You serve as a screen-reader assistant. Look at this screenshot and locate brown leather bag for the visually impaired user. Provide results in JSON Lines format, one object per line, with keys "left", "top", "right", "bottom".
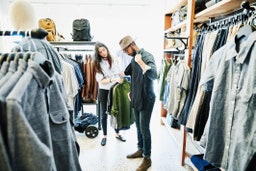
{"left": 38, "top": 18, "right": 56, "bottom": 41}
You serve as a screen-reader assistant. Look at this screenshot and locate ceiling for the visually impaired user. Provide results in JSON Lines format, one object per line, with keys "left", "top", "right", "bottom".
{"left": 7, "top": 0, "right": 154, "bottom": 6}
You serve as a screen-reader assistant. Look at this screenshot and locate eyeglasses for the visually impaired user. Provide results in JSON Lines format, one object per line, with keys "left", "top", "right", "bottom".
{"left": 123, "top": 44, "right": 131, "bottom": 53}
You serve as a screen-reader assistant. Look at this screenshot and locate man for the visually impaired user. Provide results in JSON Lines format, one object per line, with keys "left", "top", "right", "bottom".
{"left": 119, "top": 35, "right": 157, "bottom": 171}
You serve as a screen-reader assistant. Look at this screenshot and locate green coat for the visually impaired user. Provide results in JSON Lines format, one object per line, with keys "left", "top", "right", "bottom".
{"left": 110, "top": 79, "right": 135, "bottom": 130}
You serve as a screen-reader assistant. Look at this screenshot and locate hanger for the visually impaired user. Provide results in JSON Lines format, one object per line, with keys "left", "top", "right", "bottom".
{"left": 29, "top": 52, "right": 36, "bottom": 61}
{"left": 0, "top": 30, "right": 6, "bottom": 36}
{"left": 236, "top": 5, "right": 255, "bottom": 40}
{"left": 7, "top": 53, "right": 16, "bottom": 62}
{"left": 23, "top": 52, "right": 31, "bottom": 62}
{"left": 246, "top": 5, "right": 256, "bottom": 29}
{"left": 14, "top": 52, "right": 24, "bottom": 62}
{"left": 0, "top": 53, "right": 9, "bottom": 65}
{"left": 26, "top": 29, "right": 31, "bottom": 38}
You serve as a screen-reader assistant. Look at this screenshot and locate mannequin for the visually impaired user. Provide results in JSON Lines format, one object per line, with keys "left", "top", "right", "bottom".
{"left": 9, "top": 0, "right": 37, "bottom": 30}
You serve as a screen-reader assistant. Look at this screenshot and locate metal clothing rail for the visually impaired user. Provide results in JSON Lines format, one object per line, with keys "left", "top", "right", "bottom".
{"left": 51, "top": 41, "right": 96, "bottom": 52}
{"left": 0, "top": 28, "right": 48, "bottom": 39}
{"left": 195, "top": 2, "right": 255, "bottom": 33}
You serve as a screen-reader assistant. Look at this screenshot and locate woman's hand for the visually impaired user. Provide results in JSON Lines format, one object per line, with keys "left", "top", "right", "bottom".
{"left": 119, "top": 72, "right": 125, "bottom": 78}
{"left": 111, "top": 78, "right": 124, "bottom": 84}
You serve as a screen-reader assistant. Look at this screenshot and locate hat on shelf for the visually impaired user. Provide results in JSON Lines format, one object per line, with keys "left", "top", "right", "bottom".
{"left": 119, "top": 35, "right": 135, "bottom": 50}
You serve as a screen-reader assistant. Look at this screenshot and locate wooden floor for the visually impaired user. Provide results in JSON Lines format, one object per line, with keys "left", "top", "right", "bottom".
{"left": 76, "top": 100, "right": 197, "bottom": 171}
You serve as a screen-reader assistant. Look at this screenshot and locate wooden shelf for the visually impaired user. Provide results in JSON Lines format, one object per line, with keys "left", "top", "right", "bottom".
{"left": 164, "top": 15, "right": 172, "bottom": 31}
{"left": 165, "top": 20, "right": 187, "bottom": 33}
{"left": 163, "top": 48, "right": 179, "bottom": 53}
{"left": 194, "top": 0, "right": 256, "bottom": 23}
{"left": 166, "top": 0, "right": 188, "bottom": 14}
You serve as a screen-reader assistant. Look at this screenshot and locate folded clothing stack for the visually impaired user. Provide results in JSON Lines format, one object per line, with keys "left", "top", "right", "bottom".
{"left": 191, "top": 154, "right": 221, "bottom": 171}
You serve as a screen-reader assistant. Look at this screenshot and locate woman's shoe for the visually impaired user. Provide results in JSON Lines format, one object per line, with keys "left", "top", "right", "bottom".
{"left": 101, "top": 138, "right": 107, "bottom": 146}
{"left": 116, "top": 135, "right": 126, "bottom": 142}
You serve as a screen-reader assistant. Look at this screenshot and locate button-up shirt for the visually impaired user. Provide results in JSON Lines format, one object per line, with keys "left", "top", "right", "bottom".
{"left": 124, "top": 48, "right": 157, "bottom": 110}
{"left": 96, "top": 58, "right": 121, "bottom": 90}
{"left": 200, "top": 31, "right": 256, "bottom": 171}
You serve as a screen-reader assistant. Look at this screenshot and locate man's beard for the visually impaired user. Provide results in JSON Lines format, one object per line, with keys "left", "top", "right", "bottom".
{"left": 131, "top": 51, "right": 137, "bottom": 57}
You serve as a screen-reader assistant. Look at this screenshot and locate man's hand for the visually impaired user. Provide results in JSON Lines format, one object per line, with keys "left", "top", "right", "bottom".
{"left": 134, "top": 54, "right": 151, "bottom": 74}
{"left": 135, "top": 54, "right": 143, "bottom": 64}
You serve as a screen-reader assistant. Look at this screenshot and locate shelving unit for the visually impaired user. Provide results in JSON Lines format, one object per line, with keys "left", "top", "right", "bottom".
{"left": 162, "top": 0, "right": 256, "bottom": 168}
{"left": 163, "top": 0, "right": 195, "bottom": 167}
{"left": 165, "top": 21, "right": 187, "bottom": 33}
{"left": 166, "top": 0, "right": 187, "bottom": 14}
{"left": 194, "top": 0, "right": 256, "bottom": 23}
{"left": 50, "top": 41, "right": 96, "bottom": 51}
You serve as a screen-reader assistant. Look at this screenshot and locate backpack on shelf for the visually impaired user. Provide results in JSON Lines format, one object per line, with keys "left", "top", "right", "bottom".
{"left": 72, "top": 18, "right": 93, "bottom": 41}
{"left": 38, "top": 18, "right": 57, "bottom": 41}
{"left": 38, "top": 18, "right": 64, "bottom": 42}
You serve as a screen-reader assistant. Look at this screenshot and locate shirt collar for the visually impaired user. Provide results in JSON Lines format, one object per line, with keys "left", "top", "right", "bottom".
{"left": 138, "top": 48, "right": 144, "bottom": 53}
{"left": 26, "top": 55, "right": 54, "bottom": 89}
{"left": 225, "top": 32, "right": 256, "bottom": 64}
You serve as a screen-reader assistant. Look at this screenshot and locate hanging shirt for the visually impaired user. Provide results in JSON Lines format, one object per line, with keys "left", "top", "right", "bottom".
{"left": 5, "top": 58, "right": 57, "bottom": 171}
{"left": 12, "top": 38, "right": 82, "bottom": 171}
{"left": 124, "top": 48, "right": 157, "bottom": 111}
{"left": 167, "top": 59, "right": 190, "bottom": 119}
{"left": 200, "top": 31, "right": 256, "bottom": 171}
{"left": 109, "top": 79, "right": 135, "bottom": 130}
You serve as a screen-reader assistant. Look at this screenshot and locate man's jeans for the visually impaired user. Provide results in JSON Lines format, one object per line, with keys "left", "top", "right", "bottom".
{"left": 133, "top": 96, "right": 155, "bottom": 157}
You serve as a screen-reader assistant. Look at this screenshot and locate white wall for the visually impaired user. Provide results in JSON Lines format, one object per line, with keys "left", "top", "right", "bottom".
{"left": 1, "top": 0, "right": 167, "bottom": 66}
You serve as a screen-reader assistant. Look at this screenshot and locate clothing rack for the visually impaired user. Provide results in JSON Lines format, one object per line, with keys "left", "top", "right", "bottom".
{"left": 0, "top": 28, "right": 48, "bottom": 39}
{"left": 195, "top": 3, "right": 255, "bottom": 33}
{"left": 51, "top": 41, "right": 96, "bottom": 54}
{"left": 0, "top": 50, "right": 82, "bottom": 171}
{"left": 180, "top": 1, "right": 256, "bottom": 168}
{"left": 51, "top": 41, "right": 100, "bottom": 129}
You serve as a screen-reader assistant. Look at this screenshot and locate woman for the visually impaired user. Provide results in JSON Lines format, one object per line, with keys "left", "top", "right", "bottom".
{"left": 94, "top": 42, "right": 125, "bottom": 146}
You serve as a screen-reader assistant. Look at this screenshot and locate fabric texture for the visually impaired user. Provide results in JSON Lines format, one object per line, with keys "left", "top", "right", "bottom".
{"left": 124, "top": 48, "right": 157, "bottom": 111}
{"left": 200, "top": 31, "right": 256, "bottom": 170}
{"left": 109, "top": 79, "right": 135, "bottom": 130}
{"left": 6, "top": 58, "right": 56, "bottom": 171}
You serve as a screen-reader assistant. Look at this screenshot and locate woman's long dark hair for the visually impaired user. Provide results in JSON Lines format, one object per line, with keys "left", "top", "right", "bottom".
{"left": 94, "top": 42, "right": 113, "bottom": 74}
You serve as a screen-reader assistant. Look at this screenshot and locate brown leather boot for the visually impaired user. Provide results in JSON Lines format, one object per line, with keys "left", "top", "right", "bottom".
{"left": 126, "top": 150, "right": 143, "bottom": 159}
{"left": 136, "top": 157, "right": 152, "bottom": 171}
